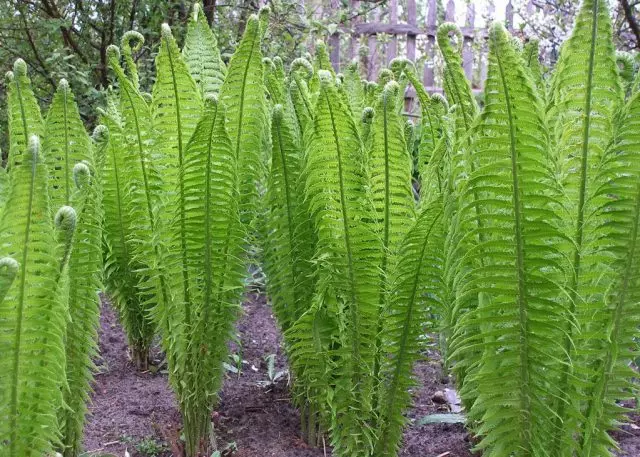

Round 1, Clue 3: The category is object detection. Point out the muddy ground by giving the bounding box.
[83,295,640,457]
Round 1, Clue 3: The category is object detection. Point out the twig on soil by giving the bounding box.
[322,435,327,457]
[85,439,121,453]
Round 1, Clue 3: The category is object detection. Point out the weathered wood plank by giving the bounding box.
[406,0,417,62]
[329,0,340,71]
[463,3,475,81]
[353,22,487,39]
[388,0,398,63]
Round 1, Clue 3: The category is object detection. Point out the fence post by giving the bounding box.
[387,0,398,64]
[424,0,437,88]
[463,3,475,82]
[406,0,417,62]
[445,0,455,22]
[349,0,360,60]
[329,0,341,71]
[506,0,514,31]
[367,9,380,80]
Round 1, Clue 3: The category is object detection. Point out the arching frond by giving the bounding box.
[305,71,382,457]
[547,0,624,453]
[106,45,167,369]
[578,90,640,457]
[152,23,203,198]
[174,97,245,456]
[121,31,144,90]
[451,24,566,457]
[58,154,103,457]
[182,2,226,98]
[437,23,477,142]
[220,12,269,219]
[43,79,92,210]
[264,104,315,331]
[374,201,444,457]
[5,59,43,170]
[0,137,75,457]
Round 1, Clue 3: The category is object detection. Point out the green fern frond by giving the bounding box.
[99,108,155,369]
[173,96,245,456]
[343,60,365,121]
[121,31,145,90]
[450,24,567,457]
[264,56,287,106]
[5,59,44,170]
[43,79,93,210]
[577,90,640,457]
[375,201,444,457]
[106,45,167,369]
[305,70,382,457]
[437,23,477,141]
[182,2,226,98]
[57,135,104,457]
[289,58,315,136]
[522,40,545,98]
[0,136,74,457]
[547,0,624,453]
[368,82,415,384]
[264,104,315,330]
[220,13,268,219]
[152,24,204,355]
[153,23,203,198]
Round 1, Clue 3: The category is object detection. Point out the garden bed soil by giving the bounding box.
[84,294,640,457]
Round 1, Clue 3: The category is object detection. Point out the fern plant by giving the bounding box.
[105,42,167,369]
[450,23,569,456]
[169,95,245,456]
[182,2,226,98]
[43,79,104,457]
[100,95,156,370]
[0,135,77,456]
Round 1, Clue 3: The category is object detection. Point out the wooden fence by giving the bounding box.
[325,0,537,106]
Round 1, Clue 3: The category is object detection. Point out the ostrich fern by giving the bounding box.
[548,0,624,454]
[182,2,226,98]
[0,135,77,456]
[105,44,165,370]
[43,79,103,457]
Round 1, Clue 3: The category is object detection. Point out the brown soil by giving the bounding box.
[84,294,640,457]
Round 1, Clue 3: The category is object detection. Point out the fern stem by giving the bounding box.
[323,88,361,372]
[273,110,299,327]
[581,182,640,455]
[163,36,192,327]
[9,146,37,457]
[551,3,599,453]
[62,87,70,204]
[495,41,533,454]
[377,209,442,456]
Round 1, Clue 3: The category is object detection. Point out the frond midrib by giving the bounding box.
[62,89,71,205]
[231,27,258,164]
[494,38,533,453]
[163,36,192,326]
[10,151,38,456]
[324,88,361,366]
[378,208,443,455]
[274,114,300,324]
[580,180,640,455]
[552,2,600,451]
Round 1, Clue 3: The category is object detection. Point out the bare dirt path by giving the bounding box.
[83,295,640,457]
